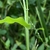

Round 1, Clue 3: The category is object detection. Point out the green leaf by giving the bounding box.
[19,44,26,50]
[16,41,26,50]
[30,37,38,50]
[36,0,49,38]
[0,1,3,8]
[4,17,15,24]
[30,36,35,49]
[32,45,37,50]
[15,17,30,28]
[0,16,30,28]
[0,19,4,24]
[38,43,44,50]
[7,0,16,5]
[0,29,7,35]
[5,39,10,49]
[46,47,50,50]
[45,37,48,43]
[29,15,37,29]
[11,44,18,50]
[29,0,36,5]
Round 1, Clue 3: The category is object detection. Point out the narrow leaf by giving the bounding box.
[38,43,44,50]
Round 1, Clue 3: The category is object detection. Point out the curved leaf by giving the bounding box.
[0,16,30,28]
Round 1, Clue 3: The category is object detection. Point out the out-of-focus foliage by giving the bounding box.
[0,0,50,50]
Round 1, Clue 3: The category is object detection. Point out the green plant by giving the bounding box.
[0,0,50,50]
[23,0,29,50]
[0,16,30,28]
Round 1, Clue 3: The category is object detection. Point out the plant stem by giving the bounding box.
[36,0,49,41]
[43,0,47,7]
[46,11,50,24]
[23,0,29,50]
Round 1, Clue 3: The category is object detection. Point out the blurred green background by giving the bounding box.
[0,0,50,50]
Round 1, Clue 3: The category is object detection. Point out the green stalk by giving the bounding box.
[46,11,50,24]
[23,0,29,50]
[43,0,47,7]
[36,0,49,41]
